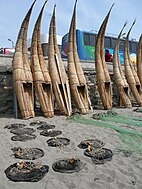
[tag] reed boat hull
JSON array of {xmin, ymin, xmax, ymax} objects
[
  {"xmin": 67, "ymin": 0, "xmax": 89, "ymax": 114},
  {"xmin": 13, "ymin": 1, "xmax": 36, "ymax": 119},
  {"xmin": 30, "ymin": 1, "xmax": 54, "ymax": 118}
]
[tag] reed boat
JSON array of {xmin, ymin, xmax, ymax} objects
[
  {"xmin": 48, "ymin": 6, "xmax": 72, "ymax": 116},
  {"xmin": 30, "ymin": 1, "xmax": 54, "ymax": 118},
  {"xmin": 112, "ymin": 23, "xmax": 132, "ymax": 107},
  {"xmin": 67, "ymin": 0, "xmax": 90, "ymax": 114},
  {"xmin": 137, "ymin": 34, "xmax": 142, "ymax": 86},
  {"xmin": 124, "ymin": 20, "xmax": 142, "ymax": 106},
  {"xmin": 13, "ymin": 1, "xmax": 36, "ymax": 119},
  {"xmin": 95, "ymin": 5, "xmax": 114, "ymax": 109}
]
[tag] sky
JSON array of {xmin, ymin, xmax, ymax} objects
[{"xmin": 1, "ymin": 0, "xmax": 142, "ymax": 48}]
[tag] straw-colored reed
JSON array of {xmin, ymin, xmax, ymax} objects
[
  {"xmin": 124, "ymin": 20, "xmax": 142, "ymax": 106},
  {"xmin": 95, "ymin": 5, "xmax": 113, "ymax": 109},
  {"xmin": 13, "ymin": 1, "xmax": 36, "ymax": 119},
  {"xmin": 67, "ymin": 0, "xmax": 91, "ymax": 114},
  {"xmin": 30, "ymin": 1, "xmax": 54, "ymax": 118},
  {"xmin": 113, "ymin": 23, "xmax": 132, "ymax": 107},
  {"xmin": 137, "ymin": 34, "xmax": 142, "ymax": 87},
  {"xmin": 48, "ymin": 6, "xmax": 72, "ymax": 116}
]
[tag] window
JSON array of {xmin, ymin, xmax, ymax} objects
[
  {"xmin": 104, "ymin": 37, "xmax": 111, "ymax": 48},
  {"xmin": 119, "ymin": 40, "xmax": 124, "ymax": 51},
  {"xmin": 84, "ymin": 33, "xmax": 90, "ymax": 46},
  {"xmin": 111, "ymin": 38, "xmax": 117, "ymax": 49},
  {"xmin": 90, "ymin": 34, "xmax": 95, "ymax": 46},
  {"xmin": 129, "ymin": 41, "xmax": 137, "ymax": 53},
  {"xmin": 83, "ymin": 33, "xmax": 96, "ymax": 46}
]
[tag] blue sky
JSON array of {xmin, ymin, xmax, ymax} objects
[{"xmin": 1, "ymin": 0, "xmax": 142, "ymax": 48}]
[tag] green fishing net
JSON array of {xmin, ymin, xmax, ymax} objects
[
  {"xmin": 133, "ymin": 107, "xmax": 142, "ymax": 113},
  {"xmin": 93, "ymin": 110, "xmax": 142, "ymax": 122},
  {"xmin": 67, "ymin": 113, "xmax": 142, "ymax": 154}
]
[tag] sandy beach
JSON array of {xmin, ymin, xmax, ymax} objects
[{"xmin": 0, "ymin": 107, "xmax": 142, "ymax": 189}]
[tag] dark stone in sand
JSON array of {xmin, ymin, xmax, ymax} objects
[{"xmin": 5, "ymin": 162, "xmax": 49, "ymax": 182}]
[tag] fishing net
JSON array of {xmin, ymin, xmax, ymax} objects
[
  {"xmin": 30, "ymin": 121, "xmax": 47, "ymax": 126},
  {"xmin": 67, "ymin": 114, "xmax": 142, "ymax": 154},
  {"xmin": 10, "ymin": 128, "xmax": 36, "ymax": 135},
  {"xmin": 78, "ymin": 139, "xmax": 105, "ymax": 149},
  {"xmin": 93, "ymin": 115, "xmax": 142, "ymax": 127},
  {"xmin": 46, "ymin": 137, "xmax": 70, "ymax": 147},
  {"xmin": 37, "ymin": 124, "xmax": 55, "ymax": 130},
  {"xmin": 11, "ymin": 134, "xmax": 36, "ymax": 142},
  {"xmin": 11, "ymin": 147, "xmax": 44, "ymax": 160},
  {"xmin": 5, "ymin": 161, "xmax": 49, "ymax": 182},
  {"xmin": 40, "ymin": 130, "xmax": 62, "ymax": 137},
  {"xmin": 133, "ymin": 107, "xmax": 142, "ymax": 112},
  {"xmin": 84, "ymin": 147, "xmax": 113, "ymax": 164},
  {"xmin": 4, "ymin": 123, "xmax": 26, "ymax": 130},
  {"xmin": 92, "ymin": 110, "xmax": 142, "ymax": 122},
  {"xmin": 52, "ymin": 158, "xmax": 84, "ymax": 173}
]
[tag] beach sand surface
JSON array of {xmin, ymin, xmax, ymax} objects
[{"xmin": 0, "ymin": 108, "xmax": 142, "ymax": 189}]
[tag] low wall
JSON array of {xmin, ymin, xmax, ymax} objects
[{"xmin": 0, "ymin": 54, "xmax": 123, "ymax": 116}]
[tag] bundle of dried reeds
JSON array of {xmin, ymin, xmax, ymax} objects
[
  {"xmin": 95, "ymin": 5, "xmax": 114, "ymax": 109},
  {"xmin": 124, "ymin": 20, "xmax": 142, "ymax": 106},
  {"xmin": 30, "ymin": 1, "xmax": 54, "ymax": 118},
  {"xmin": 137, "ymin": 34, "xmax": 142, "ymax": 87},
  {"xmin": 113, "ymin": 23, "xmax": 132, "ymax": 107},
  {"xmin": 48, "ymin": 6, "xmax": 72, "ymax": 116},
  {"xmin": 13, "ymin": 1, "xmax": 36, "ymax": 119},
  {"xmin": 67, "ymin": 0, "xmax": 91, "ymax": 114}
]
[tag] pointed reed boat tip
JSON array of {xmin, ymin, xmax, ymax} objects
[
  {"xmin": 125, "ymin": 19, "xmax": 136, "ymax": 39},
  {"xmin": 44, "ymin": 0, "xmax": 48, "ymax": 5},
  {"xmin": 39, "ymin": 0, "xmax": 47, "ymax": 13},
  {"xmin": 119, "ymin": 22, "xmax": 127, "ymax": 36},
  {"xmin": 32, "ymin": 0, "xmax": 37, "ymax": 6},
  {"xmin": 107, "ymin": 3, "xmax": 114, "ymax": 16},
  {"xmin": 112, "ymin": 3, "xmax": 115, "ymax": 7},
  {"xmin": 124, "ymin": 21, "xmax": 127, "ymax": 27},
  {"xmin": 133, "ymin": 18, "xmax": 136, "ymax": 25},
  {"xmin": 110, "ymin": 3, "xmax": 115, "ymax": 10}
]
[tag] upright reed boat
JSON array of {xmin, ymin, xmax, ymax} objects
[
  {"xmin": 13, "ymin": 1, "xmax": 36, "ymax": 119},
  {"xmin": 137, "ymin": 34, "xmax": 142, "ymax": 87},
  {"xmin": 124, "ymin": 20, "xmax": 142, "ymax": 106},
  {"xmin": 113, "ymin": 23, "xmax": 132, "ymax": 107},
  {"xmin": 67, "ymin": 0, "xmax": 90, "ymax": 114},
  {"xmin": 95, "ymin": 5, "xmax": 114, "ymax": 109},
  {"xmin": 30, "ymin": 1, "xmax": 54, "ymax": 118},
  {"xmin": 48, "ymin": 6, "xmax": 72, "ymax": 116}
]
